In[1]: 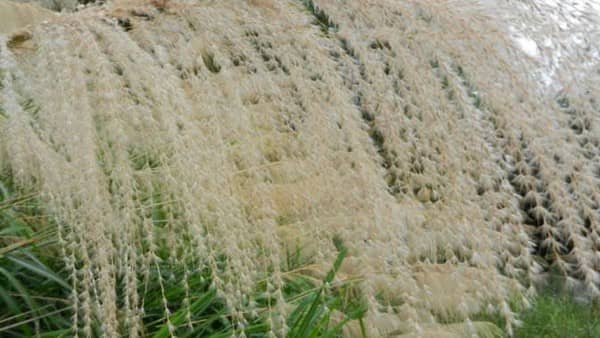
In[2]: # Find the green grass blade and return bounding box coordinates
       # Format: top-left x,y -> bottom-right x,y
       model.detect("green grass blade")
6,254 -> 70,290
324,248 -> 347,284
152,288 -> 217,338
0,266 -> 38,314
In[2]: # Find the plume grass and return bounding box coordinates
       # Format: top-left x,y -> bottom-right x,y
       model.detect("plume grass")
1,0 -> 599,336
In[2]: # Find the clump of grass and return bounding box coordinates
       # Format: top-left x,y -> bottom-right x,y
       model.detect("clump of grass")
128,241 -> 365,337
0,176 -> 71,337
202,52 -> 221,74
3,0 -> 600,336
301,0 -> 338,34
286,247 -> 366,338
514,294 -> 600,338
0,171 -> 364,336
474,276 -> 600,338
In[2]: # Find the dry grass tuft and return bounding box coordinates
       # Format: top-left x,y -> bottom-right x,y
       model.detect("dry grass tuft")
1,0 -> 598,336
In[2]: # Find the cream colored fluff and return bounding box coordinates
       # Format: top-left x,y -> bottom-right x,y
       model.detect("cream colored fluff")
0,1 -> 55,35
0,0 -> 598,337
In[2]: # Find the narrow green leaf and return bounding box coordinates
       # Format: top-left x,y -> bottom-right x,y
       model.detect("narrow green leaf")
6,254 -> 70,290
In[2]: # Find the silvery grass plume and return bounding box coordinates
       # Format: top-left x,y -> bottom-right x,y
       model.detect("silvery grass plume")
0,0 -> 598,336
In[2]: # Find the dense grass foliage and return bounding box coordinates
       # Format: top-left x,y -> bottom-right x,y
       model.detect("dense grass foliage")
0,175 -> 364,337
513,276 -> 600,338
473,275 -> 600,338
4,164 -> 598,337
1,0 -> 599,337
0,177 -> 71,337
515,294 -> 600,338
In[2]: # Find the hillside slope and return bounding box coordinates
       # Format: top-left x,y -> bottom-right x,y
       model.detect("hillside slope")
1,0 -> 599,336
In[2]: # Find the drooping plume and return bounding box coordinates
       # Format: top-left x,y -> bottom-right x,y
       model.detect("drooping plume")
1,0 -> 598,336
